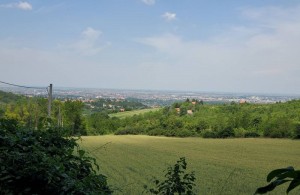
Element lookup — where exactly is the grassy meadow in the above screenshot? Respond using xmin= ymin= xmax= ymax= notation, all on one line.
xmin=80 ymin=136 xmax=300 ymax=195
xmin=109 ymin=108 xmax=161 ymax=119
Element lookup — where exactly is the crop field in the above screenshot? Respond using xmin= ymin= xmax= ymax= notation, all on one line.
xmin=80 ymin=136 xmax=300 ymax=195
xmin=109 ymin=108 xmax=161 ymax=119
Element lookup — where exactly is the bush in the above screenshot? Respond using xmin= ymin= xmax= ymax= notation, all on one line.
xmin=148 ymin=128 xmax=165 ymax=136
xmin=201 ymin=129 xmax=218 ymax=138
xmin=0 ymin=120 xmax=112 ymax=194
xmin=175 ymin=129 xmax=196 ymax=137
xmin=195 ymin=120 xmax=209 ymax=133
xmin=234 ymin=127 xmax=246 ymax=138
xmin=145 ymin=157 xmax=196 ymax=195
xmin=0 ymin=117 xmax=19 ymax=131
xmin=201 ymin=127 xmax=235 ymax=138
xmin=217 ymin=126 xmax=235 ymax=138
xmin=264 ymin=127 xmax=291 ymax=138
xmin=263 ymin=117 xmax=294 ymax=138
xmin=115 ymin=127 xmax=141 ymax=135
xmin=163 ymin=129 xmax=177 ymax=137
xmin=294 ymin=123 xmax=300 ymax=139
xmin=244 ymin=132 xmax=260 ymax=138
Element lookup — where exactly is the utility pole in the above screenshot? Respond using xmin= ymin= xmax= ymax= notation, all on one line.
xmin=48 ymin=84 xmax=52 ymax=118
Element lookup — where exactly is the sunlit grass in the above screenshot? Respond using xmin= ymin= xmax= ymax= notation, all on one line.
xmin=80 ymin=135 xmax=300 ymax=195
xmin=109 ymin=108 xmax=160 ymax=119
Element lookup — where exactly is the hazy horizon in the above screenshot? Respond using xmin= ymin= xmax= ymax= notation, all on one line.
xmin=2 ymin=83 xmax=300 ymax=97
xmin=1 ymin=0 xmax=300 ymax=94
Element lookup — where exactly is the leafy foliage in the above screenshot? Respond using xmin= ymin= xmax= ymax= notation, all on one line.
xmin=255 ymin=167 xmax=300 ymax=194
xmin=294 ymin=123 xmax=300 ymax=139
xmin=87 ymin=112 xmax=120 ymax=135
xmin=63 ymin=100 xmax=87 ymax=135
xmin=0 ymin=118 xmax=112 ymax=195
xmin=0 ymin=90 xmax=24 ymax=104
xmin=112 ymin=100 xmax=300 ymax=138
xmin=145 ymin=157 xmax=196 ymax=195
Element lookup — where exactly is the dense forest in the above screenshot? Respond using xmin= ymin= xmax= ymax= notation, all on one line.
xmin=0 ymin=90 xmax=300 ymax=138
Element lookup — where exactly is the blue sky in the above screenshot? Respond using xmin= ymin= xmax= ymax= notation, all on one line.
xmin=1 ymin=0 xmax=300 ymax=94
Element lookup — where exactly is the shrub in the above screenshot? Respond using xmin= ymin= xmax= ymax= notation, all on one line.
xmin=0 ymin=120 xmax=111 ymax=194
xmin=294 ymin=123 xmax=300 ymax=139
xmin=195 ymin=120 xmax=209 ymax=133
xmin=244 ymin=131 xmax=260 ymax=138
xmin=148 ymin=128 xmax=164 ymax=136
xmin=217 ymin=126 xmax=235 ymax=138
xmin=263 ymin=117 xmax=294 ymax=138
xmin=175 ymin=129 xmax=196 ymax=137
xmin=234 ymin=127 xmax=246 ymax=138
xmin=264 ymin=127 xmax=291 ymax=138
xmin=145 ymin=157 xmax=196 ymax=195
xmin=0 ymin=117 xmax=19 ymax=131
xmin=164 ymin=129 xmax=177 ymax=137
xmin=114 ymin=127 xmax=142 ymax=135
xmin=201 ymin=129 xmax=218 ymax=138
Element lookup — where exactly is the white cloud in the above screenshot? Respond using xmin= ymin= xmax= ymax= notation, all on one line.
xmin=142 ymin=0 xmax=155 ymax=6
xmin=66 ymin=27 xmax=110 ymax=56
xmin=138 ymin=33 xmax=182 ymax=52
xmin=0 ymin=1 xmax=32 ymax=11
xmin=17 ymin=1 xmax=32 ymax=10
xmin=82 ymin=27 xmax=101 ymax=41
xmin=162 ymin=12 xmax=176 ymax=22
xmin=138 ymin=5 xmax=300 ymax=93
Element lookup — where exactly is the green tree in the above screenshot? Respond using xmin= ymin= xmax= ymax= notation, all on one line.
xmin=87 ymin=112 xmax=120 ymax=135
xmin=63 ymin=100 xmax=86 ymax=135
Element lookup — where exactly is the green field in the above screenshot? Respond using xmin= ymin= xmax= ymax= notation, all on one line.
xmin=80 ymin=136 xmax=300 ymax=195
xmin=109 ymin=108 xmax=161 ymax=119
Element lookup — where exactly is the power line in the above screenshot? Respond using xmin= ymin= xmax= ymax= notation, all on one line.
xmin=0 ymin=80 xmax=53 ymax=118
xmin=0 ymin=80 xmax=47 ymax=90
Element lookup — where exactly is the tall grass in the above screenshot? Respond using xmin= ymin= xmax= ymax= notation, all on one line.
xmin=80 ymin=136 xmax=300 ymax=195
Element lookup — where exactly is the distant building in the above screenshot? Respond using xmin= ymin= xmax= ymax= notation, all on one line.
xmin=120 ymin=108 xmax=125 ymax=112
xmin=239 ymin=99 xmax=246 ymax=104
xmin=192 ymin=101 xmax=196 ymax=105
xmin=187 ymin=110 xmax=193 ymax=115
xmin=175 ymin=108 xmax=180 ymax=113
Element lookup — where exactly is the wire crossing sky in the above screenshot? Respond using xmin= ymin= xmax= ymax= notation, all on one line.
xmin=0 ymin=80 xmax=47 ymax=90
xmin=0 ymin=0 xmax=300 ymax=94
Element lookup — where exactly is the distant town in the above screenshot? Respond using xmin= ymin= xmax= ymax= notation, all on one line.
xmin=1 ymin=86 xmax=300 ymax=107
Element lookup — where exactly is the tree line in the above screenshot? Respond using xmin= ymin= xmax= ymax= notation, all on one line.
xmin=1 ymin=90 xmax=300 ymax=138
xmin=111 ymin=99 xmax=300 ymax=138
